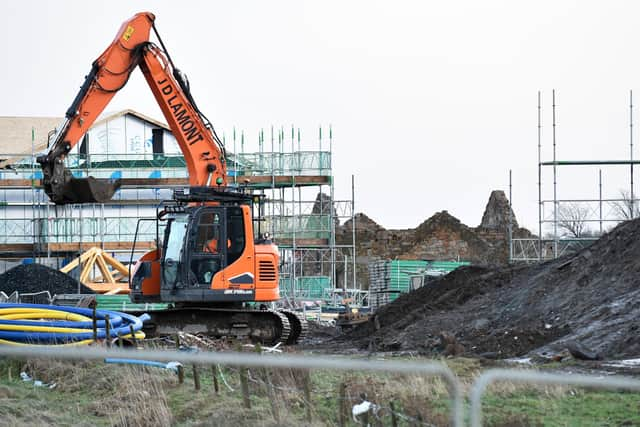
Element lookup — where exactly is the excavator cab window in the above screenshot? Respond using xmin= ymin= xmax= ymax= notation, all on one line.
xmin=189 ymin=209 xmax=224 ymax=286
xmin=161 ymin=215 xmax=188 ymax=289
xmin=226 ymin=207 xmax=245 ymax=265
xmin=196 ymin=212 xmax=221 ymax=254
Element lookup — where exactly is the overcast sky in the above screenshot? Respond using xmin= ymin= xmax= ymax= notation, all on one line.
xmin=2 ymin=1 xmax=639 ymax=231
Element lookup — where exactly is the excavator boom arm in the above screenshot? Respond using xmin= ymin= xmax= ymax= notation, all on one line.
xmin=139 ymin=45 xmax=227 ymax=187
xmin=38 ymin=11 xmax=227 ymax=204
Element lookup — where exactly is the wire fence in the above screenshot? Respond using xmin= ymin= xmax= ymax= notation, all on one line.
xmin=0 ymin=345 xmax=463 ymax=427
xmin=1 ymin=345 xmax=640 ymax=426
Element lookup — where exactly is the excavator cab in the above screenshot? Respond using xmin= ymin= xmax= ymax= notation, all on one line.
xmin=160 ymin=205 xmax=250 ymax=301
xmin=131 ymin=188 xmax=280 ymax=305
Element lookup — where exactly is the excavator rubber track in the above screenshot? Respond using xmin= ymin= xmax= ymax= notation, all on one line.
xmin=133 ymin=307 xmax=291 ymax=345
xmin=279 ymin=309 xmax=309 ymax=345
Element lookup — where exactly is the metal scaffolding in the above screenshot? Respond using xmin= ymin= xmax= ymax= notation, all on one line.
xmin=0 ymin=125 xmax=358 ymax=305
xmin=511 ymin=90 xmax=639 ymax=262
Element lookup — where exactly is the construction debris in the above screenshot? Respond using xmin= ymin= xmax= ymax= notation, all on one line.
xmin=330 ymin=217 xmax=640 ymax=359
xmin=20 ymin=372 xmax=57 ymax=389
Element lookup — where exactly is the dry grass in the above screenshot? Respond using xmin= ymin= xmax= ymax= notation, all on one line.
xmin=486 ymin=380 xmax=574 ymax=398
xmin=2 ymin=355 xmax=637 ymax=426
xmin=23 ymin=359 xmax=174 ymax=427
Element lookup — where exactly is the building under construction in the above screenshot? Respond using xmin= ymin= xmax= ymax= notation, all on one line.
xmin=0 ymin=111 xmax=357 ymax=305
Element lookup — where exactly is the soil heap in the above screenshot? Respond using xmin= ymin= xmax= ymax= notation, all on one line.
xmin=342 ymin=217 xmax=640 ymax=359
xmin=0 ymin=263 xmax=94 ymax=295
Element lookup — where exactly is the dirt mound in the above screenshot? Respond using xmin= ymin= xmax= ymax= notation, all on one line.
xmin=340 ymin=218 xmax=640 ymax=359
xmin=0 ymin=263 xmax=94 ymax=295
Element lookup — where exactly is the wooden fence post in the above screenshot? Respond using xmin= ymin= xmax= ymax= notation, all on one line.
xmin=177 ymin=365 xmax=184 ymax=384
xmin=302 ymin=370 xmax=313 ymax=423
xmin=338 ymin=381 xmax=347 ymax=427
xmin=129 ymin=324 xmax=137 ymax=347
xmin=240 ymin=367 xmax=251 ymax=408
xmin=361 ymin=410 xmax=369 ymax=427
xmin=390 ymin=401 xmax=398 ymax=427
xmin=193 ymin=365 xmax=201 ymax=391
xmin=212 ymin=365 xmax=219 ymax=394
xmin=264 ymin=368 xmax=280 ymax=422
xmin=360 ymin=392 xmax=369 ymax=427
xmin=104 ymin=314 xmax=110 ymax=348
xmin=92 ymin=303 xmax=98 ymax=343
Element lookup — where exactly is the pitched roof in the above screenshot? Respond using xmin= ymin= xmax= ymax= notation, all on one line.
xmin=0 ymin=110 xmax=170 ymax=166
xmin=93 ymin=109 xmax=170 ymax=130
xmin=0 ymin=116 xmax=62 ymax=156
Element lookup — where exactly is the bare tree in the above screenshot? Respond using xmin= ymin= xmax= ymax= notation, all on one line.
xmin=609 ymin=189 xmax=640 ymax=220
xmin=556 ymin=203 xmax=590 ymax=238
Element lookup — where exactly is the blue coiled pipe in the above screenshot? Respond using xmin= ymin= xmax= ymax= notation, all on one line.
xmin=0 ymin=303 xmax=149 ymax=344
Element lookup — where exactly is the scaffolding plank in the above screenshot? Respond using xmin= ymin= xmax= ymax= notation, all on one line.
xmin=0 ymin=175 xmax=330 ymax=189
xmin=43 ymin=241 xmax=156 ymax=252
xmin=0 ymin=243 xmax=34 ymax=252
xmin=276 ymin=238 xmax=329 ymax=247
xmin=234 ymin=175 xmax=331 ymax=186
xmin=0 ymin=179 xmax=33 ymax=188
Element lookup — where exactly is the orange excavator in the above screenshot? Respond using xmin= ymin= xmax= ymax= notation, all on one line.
xmin=37 ymin=12 xmax=306 ymax=344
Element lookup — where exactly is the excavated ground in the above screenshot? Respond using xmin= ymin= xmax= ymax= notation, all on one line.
xmin=0 ymin=263 xmax=94 ymax=295
xmin=312 ymin=217 xmax=640 ymax=360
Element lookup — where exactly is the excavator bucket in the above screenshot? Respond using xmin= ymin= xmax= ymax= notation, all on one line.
xmin=56 ymin=177 xmax=121 ymax=204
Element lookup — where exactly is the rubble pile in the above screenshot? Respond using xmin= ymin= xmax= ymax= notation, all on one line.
xmin=342 ymin=217 xmax=640 ymax=359
xmin=0 ymin=263 xmax=94 ymax=295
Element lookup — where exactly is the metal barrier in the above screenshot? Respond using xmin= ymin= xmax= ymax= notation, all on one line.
xmin=0 ymin=345 xmax=464 ymax=427
xmin=469 ymin=368 xmax=640 ymax=427
xmin=4 ymin=345 xmax=640 ymax=425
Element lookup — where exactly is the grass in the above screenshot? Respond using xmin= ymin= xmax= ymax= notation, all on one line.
xmin=0 ymin=356 xmax=638 ymax=426
xmin=482 ymin=388 xmax=640 ymax=427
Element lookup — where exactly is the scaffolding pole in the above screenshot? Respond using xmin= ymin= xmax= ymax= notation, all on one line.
xmin=352 ymin=174 xmax=356 ymax=290
xmin=508 ymin=170 xmax=513 ymax=264
xmin=519 ymin=91 xmax=640 ymax=263
xmin=552 ymin=89 xmax=558 ymax=258
xmin=537 ymin=91 xmax=543 ymax=262
xmin=631 ymin=89 xmax=635 ymax=218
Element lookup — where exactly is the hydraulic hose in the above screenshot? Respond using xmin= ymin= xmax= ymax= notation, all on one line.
xmin=0 ymin=303 xmax=149 ymax=345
